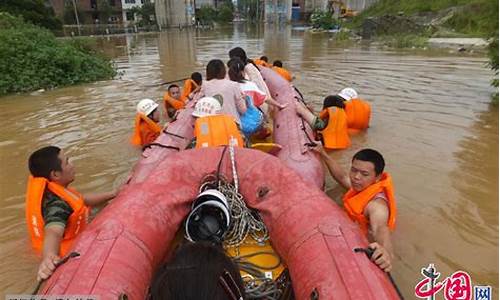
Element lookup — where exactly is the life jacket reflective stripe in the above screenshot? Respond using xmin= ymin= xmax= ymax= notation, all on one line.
xmin=25 ymin=176 xmax=89 ymax=256
xmin=319 ymin=107 xmax=351 ymax=149
xmin=130 ymin=113 xmax=162 ymax=146
xmin=253 ymin=59 xmax=271 ymax=68
xmin=343 ymin=172 xmax=397 ymax=235
xmin=272 ymin=66 xmax=292 ymax=82
xmin=194 ymin=115 xmax=244 ymax=148
xmin=180 ymin=79 xmax=199 ymax=102
xmin=345 ymin=98 xmax=371 ymax=134
xmin=163 ymin=93 xmax=185 ymax=111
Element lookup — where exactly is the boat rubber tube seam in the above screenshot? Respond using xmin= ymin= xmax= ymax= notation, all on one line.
xmin=162 ymin=129 xmax=186 ymax=139
xmin=353 ymin=247 xmax=405 ymax=300
xmin=141 ymin=143 xmax=180 ymax=152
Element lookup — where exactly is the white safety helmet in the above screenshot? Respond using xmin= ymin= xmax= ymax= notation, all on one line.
xmin=136 ymin=98 xmax=159 ymax=116
xmin=192 ymin=96 xmax=222 ymax=117
xmin=338 ymin=88 xmax=358 ymax=101
xmin=185 ymin=189 xmax=231 ymax=243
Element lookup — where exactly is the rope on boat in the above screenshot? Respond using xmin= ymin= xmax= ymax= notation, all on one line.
xmin=200 ymin=147 xmax=281 ymax=299
xmin=233 ymin=252 xmax=283 ymax=300
xmin=31 ymin=252 xmax=80 ymax=295
xmin=354 ymin=247 xmax=405 ymax=300
xmin=199 ymin=176 xmax=269 ymax=248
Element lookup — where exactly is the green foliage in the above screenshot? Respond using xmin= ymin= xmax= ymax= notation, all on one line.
xmin=197 ymin=5 xmax=217 ymax=25
xmin=217 ymin=3 xmax=234 ymax=23
xmin=0 ymin=0 xmax=62 ymax=30
xmin=310 ymin=10 xmax=338 ymax=30
xmin=128 ymin=2 xmax=156 ymax=26
xmin=0 ymin=13 xmax=116 ymax=96
xmin=196 ymin=2 xmax=234 ymax=24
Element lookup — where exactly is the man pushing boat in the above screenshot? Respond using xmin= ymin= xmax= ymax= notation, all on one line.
xmin=311 ymin=145 xmax=397 ymax=272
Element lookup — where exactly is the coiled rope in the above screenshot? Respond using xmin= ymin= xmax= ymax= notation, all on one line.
xmin=199 ymin=146 xmax=283 ymax=299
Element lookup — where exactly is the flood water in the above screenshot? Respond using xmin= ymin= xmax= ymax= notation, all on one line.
xmin=0 ymin=24 xmax=497 ymax=298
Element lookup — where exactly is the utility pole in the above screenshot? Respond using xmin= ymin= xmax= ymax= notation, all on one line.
xmin=72 ymin=0 xmax=81 ymax=35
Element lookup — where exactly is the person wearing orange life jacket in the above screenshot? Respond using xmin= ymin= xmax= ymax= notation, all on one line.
xmin=295 ymin=95 xmax=351 ymax=150
xmin=26 ymin=146 xmax=117 ymax=282
xmin=191 ymin=96 xmax=244 ymax=148
xmin=337 ymin=87 xmax=371 ymax=134
xmin=253 ymin=55 xmax=272 ymax=68
xmin=180 ymin=72 xmax=203 ymax=103
xmin=163 ymin=84 xmax=185 ymax=118
xmin=309 ymin=145 xmax=396 ymax=272
xmin=130 ymin=98 xmax=162 ymax=147
xmin=272 ymin=60 xmax=293 ymax=82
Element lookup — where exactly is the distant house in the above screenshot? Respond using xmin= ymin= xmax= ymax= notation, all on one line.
xmin=48 ymin=0 xmax=124 ymax=24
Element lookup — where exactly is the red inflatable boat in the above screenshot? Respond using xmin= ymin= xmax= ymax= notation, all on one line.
xmin=38 ymin=69 xmax=399 ymax=299
xmin=259 ymin=67 xmax=325 ymax=189
xmin=39 ymin=147 xmax=399 ymax=299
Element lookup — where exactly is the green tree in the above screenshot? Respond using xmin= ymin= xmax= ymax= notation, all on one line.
xmin=0 ymin=0 xmax=62 ymax=30
xmin=217 ymin=2 xmax=234 ymax=23
xmin=197 ymin=5 xmax=217 ymax=25
xmin=129 ymin=1 xmax=156 ymax=26
xmin=0 ymin=13 xmax=115 ymax=95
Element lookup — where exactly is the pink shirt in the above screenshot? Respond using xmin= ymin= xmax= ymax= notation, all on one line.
xmin=200 ymin=79 xmax=247 ymax=124
xmin=244 ymin=63 xmax=271 ymax=99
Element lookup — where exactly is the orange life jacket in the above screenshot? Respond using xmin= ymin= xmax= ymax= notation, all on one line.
xmin=343 ymin=172 xmax=397 ymax=235
xmin=181 ymin=79 xmax=199 ymax=102
xmin=319 ymin=107 xmax=351 ymax=150
xmin=194 ymin=115 xmax=244 ymax=148
xmin=163 ymin=92 xmax=185 ymax=112
xmin=272 ymin=66 xmax=292 ymax=82
xmin=25 ymin=176 xmax=89 ymax=256
xmin=345 ymin=98 xmax=371 ymax=134
xmin=130 ymin=113 xmax=162 ymax=146
xmin=254 ymin=59 xmax=271 ymax=68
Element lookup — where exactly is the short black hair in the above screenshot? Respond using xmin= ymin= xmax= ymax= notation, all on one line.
xmin=228 ymin=47 xmax=248 ymax=64
xmin=273 ymin=60 xmax=283 ymax=68
xmin=206 ymin=59 xmax=226 ymax=81
xmin=352 ymin=149 xmax=385 ymax=175
xmin=28 ymin=146 xmax=62 ymax=179
xmin=323 ymin=95 xmax=345 ymax=109
xmin=150 ymin=242 xmax=244 ymax=300
xmin=191 ymin=72 xmax=202 ymax=85
xmin=260 ymin=55 xmax=268 ymax=62
xmin=167 ymin=84 xmax=179 ymax=91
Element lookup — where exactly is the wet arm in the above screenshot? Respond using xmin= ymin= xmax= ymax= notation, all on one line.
xmin=317 ymin=148 xmax=351 ymax=189
xmin=37 ymin=225 xmax=64 ymax=281
xmin=83 ymin=191 xmax=116 ymax=207
xmin=366 ymin=198 xmax=393 ymax=271
xmin=235 ymin=89 xmax=247 ymax=114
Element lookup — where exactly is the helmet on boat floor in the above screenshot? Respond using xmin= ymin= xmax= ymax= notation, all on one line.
xmin=185 ymin=189 xmax=231 ymax=244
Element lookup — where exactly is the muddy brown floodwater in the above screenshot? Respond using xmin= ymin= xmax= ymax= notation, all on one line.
xmin=0 ymin=24 xmax=497 ymax=298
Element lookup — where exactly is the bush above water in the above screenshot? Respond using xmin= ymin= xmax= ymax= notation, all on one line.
xmin=0 ymin=13 xmax=116 ymax=96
